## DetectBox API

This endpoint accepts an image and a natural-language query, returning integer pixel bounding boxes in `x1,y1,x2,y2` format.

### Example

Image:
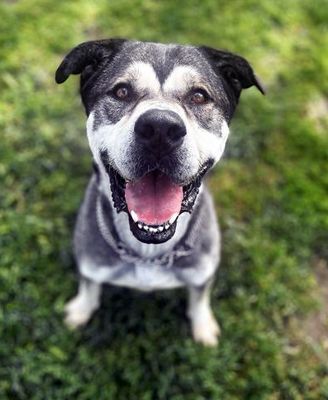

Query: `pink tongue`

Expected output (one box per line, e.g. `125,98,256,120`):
125,172,183,225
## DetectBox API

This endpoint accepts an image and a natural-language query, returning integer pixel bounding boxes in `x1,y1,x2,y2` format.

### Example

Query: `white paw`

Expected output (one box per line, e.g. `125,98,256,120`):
64,296,95,329
191,313,221,347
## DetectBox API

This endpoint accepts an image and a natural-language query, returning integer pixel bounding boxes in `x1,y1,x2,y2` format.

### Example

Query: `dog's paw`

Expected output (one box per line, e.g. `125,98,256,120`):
191,312,221,347
64,296,94,329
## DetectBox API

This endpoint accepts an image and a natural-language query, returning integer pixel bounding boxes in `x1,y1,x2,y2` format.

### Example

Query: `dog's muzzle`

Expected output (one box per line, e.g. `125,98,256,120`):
134,109,186,158
100,108,213,244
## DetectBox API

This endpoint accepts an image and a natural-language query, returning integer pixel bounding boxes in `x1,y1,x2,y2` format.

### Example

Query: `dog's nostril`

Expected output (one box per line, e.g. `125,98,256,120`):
168,124,186,141
141,124,154,140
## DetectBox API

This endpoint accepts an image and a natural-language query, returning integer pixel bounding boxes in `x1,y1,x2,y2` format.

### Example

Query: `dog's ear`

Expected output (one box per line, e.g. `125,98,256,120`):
55,39,125,84
199,46,265,98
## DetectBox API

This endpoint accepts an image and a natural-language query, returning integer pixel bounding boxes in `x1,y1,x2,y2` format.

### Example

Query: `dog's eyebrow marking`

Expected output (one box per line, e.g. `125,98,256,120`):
163,65,202,94
115,62,161,93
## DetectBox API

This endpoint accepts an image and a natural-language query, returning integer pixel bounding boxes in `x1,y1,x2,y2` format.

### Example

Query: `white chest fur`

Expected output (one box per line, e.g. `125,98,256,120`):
80,259,184,291
80,246,218,292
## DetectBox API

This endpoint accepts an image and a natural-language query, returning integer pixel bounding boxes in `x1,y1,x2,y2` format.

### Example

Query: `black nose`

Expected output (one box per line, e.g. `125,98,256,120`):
134,109,186,156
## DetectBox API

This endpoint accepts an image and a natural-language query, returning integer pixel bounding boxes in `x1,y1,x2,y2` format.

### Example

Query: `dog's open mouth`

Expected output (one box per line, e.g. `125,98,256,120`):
126,170,182,224
107,161,213,244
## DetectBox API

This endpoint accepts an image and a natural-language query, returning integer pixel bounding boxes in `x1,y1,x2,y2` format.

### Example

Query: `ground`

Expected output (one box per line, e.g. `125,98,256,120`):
0,0,328,399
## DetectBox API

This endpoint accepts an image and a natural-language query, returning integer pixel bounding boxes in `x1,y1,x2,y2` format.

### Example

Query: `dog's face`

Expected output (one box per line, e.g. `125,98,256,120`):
56,39,264,244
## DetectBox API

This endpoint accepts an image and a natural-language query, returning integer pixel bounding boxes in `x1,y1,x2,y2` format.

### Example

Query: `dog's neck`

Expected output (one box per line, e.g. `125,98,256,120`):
99,174,198,259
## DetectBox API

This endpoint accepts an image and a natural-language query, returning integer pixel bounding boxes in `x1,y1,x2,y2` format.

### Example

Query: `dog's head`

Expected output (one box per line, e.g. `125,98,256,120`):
56,39,264,244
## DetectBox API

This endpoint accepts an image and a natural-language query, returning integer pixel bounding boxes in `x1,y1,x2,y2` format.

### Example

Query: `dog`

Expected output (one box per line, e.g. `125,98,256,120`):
55,39,264,346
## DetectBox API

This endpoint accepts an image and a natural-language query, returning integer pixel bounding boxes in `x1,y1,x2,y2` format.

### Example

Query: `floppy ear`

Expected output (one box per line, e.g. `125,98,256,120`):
55,38,126,84
199,46,265,98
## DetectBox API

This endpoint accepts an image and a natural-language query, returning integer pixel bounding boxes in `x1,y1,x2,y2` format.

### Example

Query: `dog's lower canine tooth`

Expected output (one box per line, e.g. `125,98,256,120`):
169,213,179,225
130,210,138,222
164,224,170,230
138,223,143,229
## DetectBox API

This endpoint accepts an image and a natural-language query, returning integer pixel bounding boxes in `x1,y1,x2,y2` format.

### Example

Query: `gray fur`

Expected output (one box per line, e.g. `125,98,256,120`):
74,175,220,290
56,39,263,345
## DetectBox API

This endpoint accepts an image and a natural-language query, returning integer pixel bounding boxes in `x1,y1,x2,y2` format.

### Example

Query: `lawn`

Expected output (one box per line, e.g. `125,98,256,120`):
0,0,328,399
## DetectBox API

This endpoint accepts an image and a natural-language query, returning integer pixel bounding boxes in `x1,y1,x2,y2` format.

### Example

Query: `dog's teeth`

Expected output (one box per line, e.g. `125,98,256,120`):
169,213,179,225
130,210,138,223
130,213,176,232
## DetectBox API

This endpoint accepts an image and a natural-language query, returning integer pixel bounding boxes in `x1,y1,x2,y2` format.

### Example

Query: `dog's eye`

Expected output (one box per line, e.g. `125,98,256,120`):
113,84,130,100
189,89,210,105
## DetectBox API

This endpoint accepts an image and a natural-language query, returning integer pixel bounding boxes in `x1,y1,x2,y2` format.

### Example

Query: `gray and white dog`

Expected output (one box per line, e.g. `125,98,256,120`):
56,39,264,346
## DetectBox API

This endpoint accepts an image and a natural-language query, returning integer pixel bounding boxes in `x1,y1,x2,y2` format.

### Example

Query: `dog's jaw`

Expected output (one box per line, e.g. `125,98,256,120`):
127,213,179,244
101,159,213,244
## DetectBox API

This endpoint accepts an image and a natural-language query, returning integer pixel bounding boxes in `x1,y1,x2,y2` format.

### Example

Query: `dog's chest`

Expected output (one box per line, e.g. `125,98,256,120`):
81,259,185,291
120,263,184,291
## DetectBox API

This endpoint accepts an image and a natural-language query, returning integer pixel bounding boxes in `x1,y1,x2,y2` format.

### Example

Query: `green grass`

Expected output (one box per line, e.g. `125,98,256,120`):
1,0,328,398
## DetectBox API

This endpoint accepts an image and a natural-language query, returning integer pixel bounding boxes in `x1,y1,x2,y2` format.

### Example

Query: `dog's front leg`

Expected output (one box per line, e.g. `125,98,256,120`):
64,277,102,329
187,278,220,346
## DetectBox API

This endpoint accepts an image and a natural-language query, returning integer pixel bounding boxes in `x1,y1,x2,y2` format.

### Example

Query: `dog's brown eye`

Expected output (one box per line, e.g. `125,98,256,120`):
113,84,130,100
189,89,209,105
